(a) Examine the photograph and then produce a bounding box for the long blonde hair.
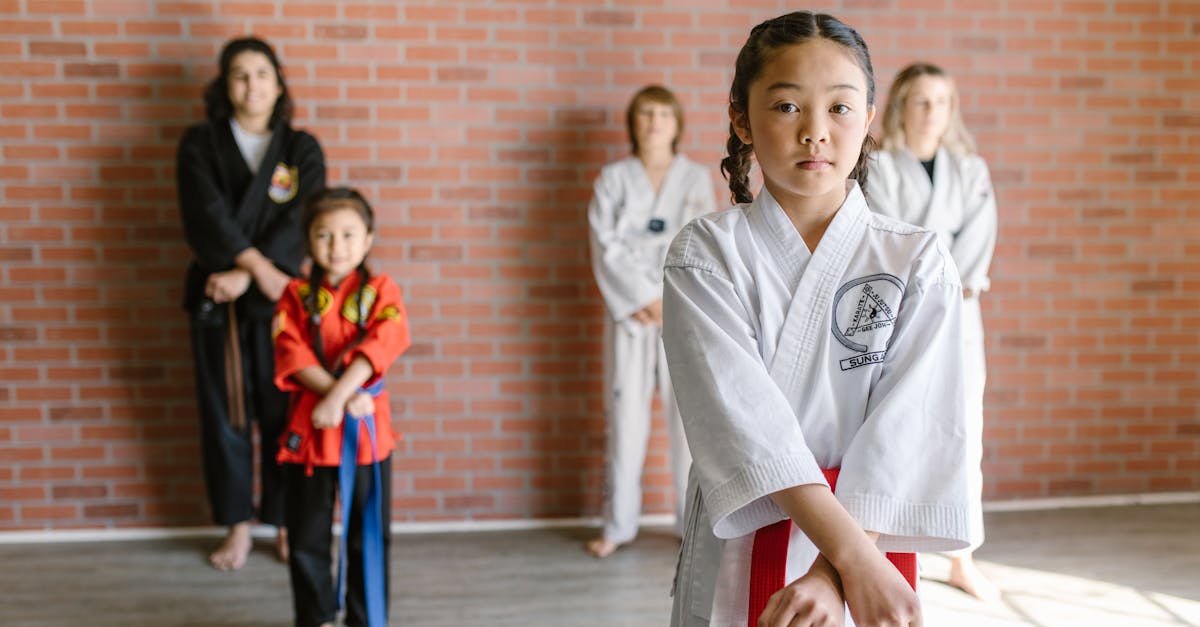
[879,62,976,156]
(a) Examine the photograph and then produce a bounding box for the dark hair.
[203,36,293,129]
[299,186,376,371]
[722,12,877,204]
[625,85,685,156]
[300,186,376,242]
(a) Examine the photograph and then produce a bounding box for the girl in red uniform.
[273,187,410,627]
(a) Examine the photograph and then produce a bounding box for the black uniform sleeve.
[176,124,252,270]
[254,131,326,274]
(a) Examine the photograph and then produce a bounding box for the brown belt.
[223,303,247,431]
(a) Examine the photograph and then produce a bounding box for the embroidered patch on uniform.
[647,218,666,233]
[376,304,402,322]
[285,432,302,452]
[296,284,334,316]
[271,310,287,342]
[341,285,379,324]
[832,273,905,371]
[268,163,299,203]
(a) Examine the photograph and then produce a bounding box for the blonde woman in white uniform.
[866,62,999,602]
[586,85,718,558]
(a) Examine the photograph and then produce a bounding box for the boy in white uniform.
[663,13,979,627]
[587,85,718,558]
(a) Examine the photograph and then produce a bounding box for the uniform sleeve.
[176,125,253,269]
[255,132,327,272]
[588,168,663,321]
[662,229,828,540]
[950,157,997,293]
[273,280,322,392]
[343,277,411,380]
[835,238,977,553]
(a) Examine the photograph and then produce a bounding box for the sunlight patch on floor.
[920,554,1200,627]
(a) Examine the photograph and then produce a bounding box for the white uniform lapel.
[615,157,655,234]
[763,183,870,400]
[894,149,932,220]
[644,156,689,246]
[927,146,962,246]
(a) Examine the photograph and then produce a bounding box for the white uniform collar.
[747,181,868,272]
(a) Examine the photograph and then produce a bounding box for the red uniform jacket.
[273,272,410,467]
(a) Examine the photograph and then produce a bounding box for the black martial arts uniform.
[177,119,325,526]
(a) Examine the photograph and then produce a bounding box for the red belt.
[747,468,917,626]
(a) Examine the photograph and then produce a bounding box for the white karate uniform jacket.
[589,154,717,327]
[867,146,998,551]
[663,183,978,626]
[865,146,996,297]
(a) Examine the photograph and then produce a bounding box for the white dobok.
[663,182,979,626]
[588,154,717,542]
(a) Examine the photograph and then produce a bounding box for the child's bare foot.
[209,521,253,571]
[948,553,1000,602]
[584,537,621,558]
[275,527,289,563]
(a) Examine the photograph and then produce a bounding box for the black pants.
[189,316,287,526]
[285,458,393,627]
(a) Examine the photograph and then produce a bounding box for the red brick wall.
[1,1,1196,530]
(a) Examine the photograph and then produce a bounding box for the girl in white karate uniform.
[587,85,718,558]
[663,12,979,627]
[866,62,999,602]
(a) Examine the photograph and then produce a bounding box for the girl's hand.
[205,269,252,303]
[839,548,922,627]
[345,392,375,419]
[311,395,344,429]
[758,554,845,627]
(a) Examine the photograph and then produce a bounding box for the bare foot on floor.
[209,521,252,571]
[584,537,621,558]
[275,527,289,564]
[948,553,1000,602]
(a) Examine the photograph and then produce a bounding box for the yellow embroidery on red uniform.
[376,305,401,322]
[296,284,334,316]
[342,285,379,324]
[271,310,287,342]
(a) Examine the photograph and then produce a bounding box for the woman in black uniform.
[176,36,325,571]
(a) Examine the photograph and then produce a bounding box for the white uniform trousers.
[602,316,692,543]
[959,295,987,551]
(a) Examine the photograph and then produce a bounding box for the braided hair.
[299,187,376,373]
[721,12,877,205]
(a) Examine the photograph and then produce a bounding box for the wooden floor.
[2,504,1198,626]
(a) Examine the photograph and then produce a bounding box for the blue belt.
[337,378,387,627]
